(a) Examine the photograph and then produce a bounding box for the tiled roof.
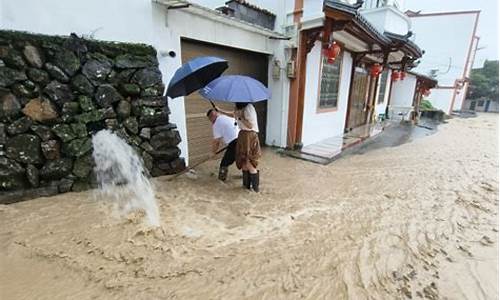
[323,0,391,45]
[323,0,423,59]
[408,71,438,86]
[384,31,423,58]
[225,0,276,17]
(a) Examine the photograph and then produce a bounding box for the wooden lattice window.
[318,52,343,110]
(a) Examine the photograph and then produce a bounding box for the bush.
[420,99,435,111]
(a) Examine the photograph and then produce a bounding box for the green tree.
[467,60,499,101]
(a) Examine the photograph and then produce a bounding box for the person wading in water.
[215,102,261,192]
[206,109,239,181]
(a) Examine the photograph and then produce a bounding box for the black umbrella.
[166,56,228,98]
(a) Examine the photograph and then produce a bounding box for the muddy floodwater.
[0,114,498,300]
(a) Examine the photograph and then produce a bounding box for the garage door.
[181,38,268,165]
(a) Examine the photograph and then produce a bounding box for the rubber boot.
[250,171,259,192]
[218,166,228,181]
[242,171,250,189]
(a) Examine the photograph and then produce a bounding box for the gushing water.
[91,130,160,227]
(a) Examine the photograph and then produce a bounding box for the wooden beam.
[322,18,333,47]
[324,10,352,21]
[305,28,322,54]
[294,30,309,147]
[331,20,350,32]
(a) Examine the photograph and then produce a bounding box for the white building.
[408,10,480,114]
[1,0,428,165]
[1,0,293,165]
[285,0,423,152]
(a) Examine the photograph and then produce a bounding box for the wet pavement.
[347,118,441,155]
[0,114,497,300]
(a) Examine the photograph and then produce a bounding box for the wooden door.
[181,39,268,165]
[347,67,370,130]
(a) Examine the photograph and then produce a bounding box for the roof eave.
[323,0,391,47]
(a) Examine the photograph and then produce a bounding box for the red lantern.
[323,42,341,64]
[391,70,400,81]
[370,64,383,77]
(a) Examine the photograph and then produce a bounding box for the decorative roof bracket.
[305,28,322,54]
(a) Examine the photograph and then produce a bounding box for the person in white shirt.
[216,102,262,192]
[207,109,239,181]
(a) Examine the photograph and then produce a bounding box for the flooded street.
[0,114,498,300]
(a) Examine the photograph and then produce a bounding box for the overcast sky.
[406,0,498,68]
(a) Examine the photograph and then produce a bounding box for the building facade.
[1,0,293,165]
[1,0,431,165]
[408,10,480,114]
[285,0,423,150]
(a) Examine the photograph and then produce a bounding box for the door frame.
[345,60,373,131]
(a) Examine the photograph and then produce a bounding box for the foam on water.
[91,130,160,227]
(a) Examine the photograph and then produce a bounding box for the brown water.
[0,114,498,300]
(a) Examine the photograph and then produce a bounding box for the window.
[478,100,485,107]
[377,70,389,104]
[318,52,343,110]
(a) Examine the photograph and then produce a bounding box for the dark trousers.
[220,139,237,168]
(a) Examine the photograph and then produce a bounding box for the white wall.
[1,0,290,163]
[374,70,391,116]
[389,74,416,107]
[388,74,416,120]
[411,13,477,87]
[302,0,324,20]
[301,41,353,146]
[427,88,454,113]
[360,6,411,35]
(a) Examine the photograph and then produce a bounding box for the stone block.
[63,137,92,157]
[0,93,21,121]
[53,49,80,77]
[7,116,32,135]
[41,139,61,160]
[26,164,40,187]
[23,45,44,68]
[131,67,162,88]
[82,54,112,84]
[120,83,140,96]
[73,154,94,178]
[71,74,94,95]
[0,67,27,87]
[45,62,69,83]
[6,134,42,164]
[27,68,50,84]
[30,124,54,141]
[52,124,75,142]
[150,130,181,149]
[114,54,156,68]
[44,80,74,107]
[95,84,123,107]
[78,95,95,112]
[40,158,73,180]
[22,98,59,122]
[124,117,139,134]
[116,100,131,119]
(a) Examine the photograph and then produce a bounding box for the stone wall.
[0,31,185,203]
